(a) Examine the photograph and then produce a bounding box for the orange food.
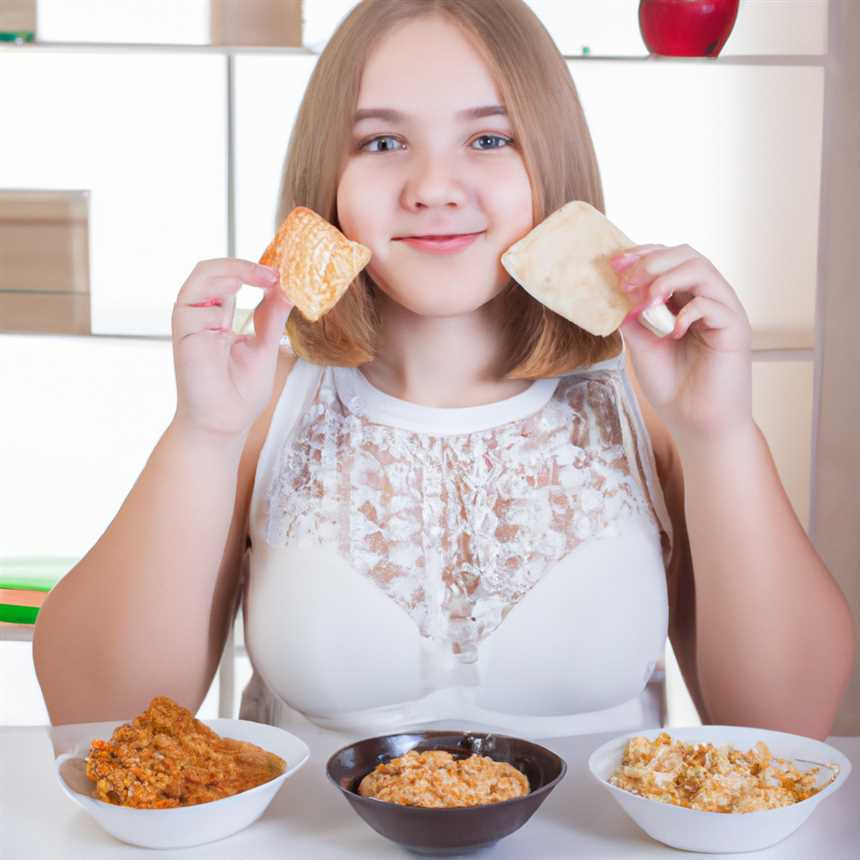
[259,206,371,322]
[85,696,285,809]
[358,749,529,808]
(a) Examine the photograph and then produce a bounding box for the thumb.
[251,288,294,352]
[619,303,669,355]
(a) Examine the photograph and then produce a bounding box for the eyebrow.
[353,104,508,124]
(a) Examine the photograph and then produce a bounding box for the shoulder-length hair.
[276,0,621,377]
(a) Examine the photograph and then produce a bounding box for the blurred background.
[1,0,857,735]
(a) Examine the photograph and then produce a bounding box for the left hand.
[611,243,753,443]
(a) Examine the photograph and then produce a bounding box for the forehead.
[357,15,503,115]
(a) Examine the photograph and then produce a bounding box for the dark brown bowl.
[325,730,567,855]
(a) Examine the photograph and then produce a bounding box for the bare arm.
[618,242,855,740]
[33,258,294,725]
[34,421,249,723]
[677,422,855,740]
[629,347,853,738]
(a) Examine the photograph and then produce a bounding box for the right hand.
[171,258,293,438]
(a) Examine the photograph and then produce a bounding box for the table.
[0,725,856,859]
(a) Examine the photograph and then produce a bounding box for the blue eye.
[361,136,404,153]
[359,134,512,153]
[471,134,512,150]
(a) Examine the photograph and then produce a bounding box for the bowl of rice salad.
[588,725,851,853]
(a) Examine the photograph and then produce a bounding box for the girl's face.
[337,15,534,318]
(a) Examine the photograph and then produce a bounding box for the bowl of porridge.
[325,730,566,854]
[588,725,851,853]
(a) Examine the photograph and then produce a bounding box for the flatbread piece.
[501,201,674,337]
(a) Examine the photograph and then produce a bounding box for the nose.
[401,151,468,211]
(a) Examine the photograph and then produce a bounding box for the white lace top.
[240,345,673,739]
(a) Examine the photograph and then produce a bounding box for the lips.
[394,231,484,255]
[395,230,483,239]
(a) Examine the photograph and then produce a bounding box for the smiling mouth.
[392,232,484,255]
[395,232,484,240]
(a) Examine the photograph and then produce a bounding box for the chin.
[369,260,508,314]
[377,282,506,319]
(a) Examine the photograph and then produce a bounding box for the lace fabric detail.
[265,368,667,663]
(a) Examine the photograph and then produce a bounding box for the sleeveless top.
[239,344,674,740]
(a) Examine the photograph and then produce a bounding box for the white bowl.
[588,725,851,854]
[54,718,310,849]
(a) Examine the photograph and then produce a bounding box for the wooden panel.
[0,0,35,33]
[813,0,860,737]
[210,0,302,47]
[0,190,90,295]
[0,190,90,334]
[0,292,90,335]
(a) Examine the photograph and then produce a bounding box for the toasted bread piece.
[501,201,675,337]
[259,207,371,322]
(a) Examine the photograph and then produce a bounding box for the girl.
[34,0,853,741]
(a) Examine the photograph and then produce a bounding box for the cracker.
[259,207,371,322]
[501,201,675,337]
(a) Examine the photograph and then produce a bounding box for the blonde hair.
[276,0,622,377]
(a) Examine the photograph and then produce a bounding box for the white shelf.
[0,41,827,66]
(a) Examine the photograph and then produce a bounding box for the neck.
[361,291,532,408]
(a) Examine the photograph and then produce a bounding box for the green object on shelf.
[0,31,35,43]
[0,604,39,625]
[0,575,56,592]
[0,557,77,624]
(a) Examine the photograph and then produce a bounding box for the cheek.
[336,163,383,242]
[335,169,359,238]
[337,163,373,241]
[484,162,534,239]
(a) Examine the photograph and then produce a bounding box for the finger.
[177,259,279,306]
[620,306,677,352]
[171,304,229,341]
[233,287,294,362]
[176,276,254,307]
[609,244,666,272]
[672,295,735,339]
[255,287,294,348]
[616,244,699,290]
[640,258,745,315]
[174,285,236,332]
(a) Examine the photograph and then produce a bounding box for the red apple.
[639,0,740,57]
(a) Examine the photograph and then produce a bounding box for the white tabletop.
[1,725,857,860]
